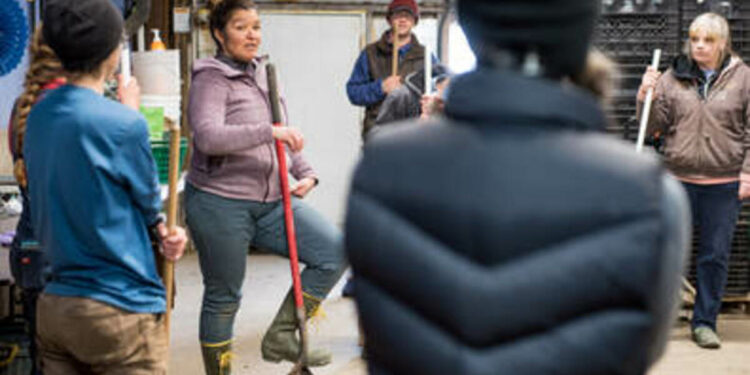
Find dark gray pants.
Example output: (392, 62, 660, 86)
(184, 184, 345, 344)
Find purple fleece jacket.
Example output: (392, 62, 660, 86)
(187, 57, 315, 201)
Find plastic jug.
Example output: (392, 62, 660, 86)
(150, 29, 166, 50)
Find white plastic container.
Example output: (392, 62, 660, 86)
(132, 50, 181, 96)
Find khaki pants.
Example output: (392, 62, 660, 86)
(36, 294, 167, 375)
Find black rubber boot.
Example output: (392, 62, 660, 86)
(201, 341, 233, 375)
(261, 291, 331, 367)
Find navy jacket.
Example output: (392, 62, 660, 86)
(345, 69, 690, 375)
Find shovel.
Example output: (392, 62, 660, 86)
(266, 63, 313, 375)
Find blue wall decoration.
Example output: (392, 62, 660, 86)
(0, 0, 29, 76)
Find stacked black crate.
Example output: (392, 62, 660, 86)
(594, 0, 682, 141)
(681, 0, 750, 298)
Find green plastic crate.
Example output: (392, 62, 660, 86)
(150, 138, 188, 184)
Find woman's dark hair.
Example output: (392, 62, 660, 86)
(209, 0, 257, 50)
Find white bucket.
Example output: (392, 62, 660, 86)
(132, 50, 181, 96)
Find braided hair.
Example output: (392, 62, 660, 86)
(12, 26, 63, 188)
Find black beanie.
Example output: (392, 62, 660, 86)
(43, 0, 124, 72)
(457, 0, 599, 78)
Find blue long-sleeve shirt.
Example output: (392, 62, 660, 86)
(346, 43, 440, 107)
(346, 49, 387, 107)
(25, 85, 166, 314)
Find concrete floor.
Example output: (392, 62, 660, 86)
(649, 317, 750, 375)
(170, 252, 750, 375)
(169, 252, 366, 375)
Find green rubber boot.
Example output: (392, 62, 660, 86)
(692, 326, 721, 349)
(201, 341, 233, 375)
(261, 291, 332, 367)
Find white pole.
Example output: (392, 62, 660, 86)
(636, 49, 662, 153)
(121, 40, 132, 85)
(634, 49, 697, 300)
(424, 45, 432, 94)
(138, 26, 146, 52)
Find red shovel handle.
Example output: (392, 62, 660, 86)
(266, 64, 305, 311)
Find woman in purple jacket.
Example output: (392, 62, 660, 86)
(185, 1, 345, 373)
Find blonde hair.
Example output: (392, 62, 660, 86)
(571, 49, 618, 105)
(12, 26, 63, 188)
(685, 13, 733, 66)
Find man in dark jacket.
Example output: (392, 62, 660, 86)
(345, 0, 431, 140)
(345, 0, 691, 374)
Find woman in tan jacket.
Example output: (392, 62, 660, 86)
(638, 12, 750, 350)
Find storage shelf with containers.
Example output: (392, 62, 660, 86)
(131, 48, 187, 184)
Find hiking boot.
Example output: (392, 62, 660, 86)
(692, 326, 721, 349)
(201, 341, 233, 375)
(261, 291, 332, 367)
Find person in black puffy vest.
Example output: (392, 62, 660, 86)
(344, 1, 692, 374)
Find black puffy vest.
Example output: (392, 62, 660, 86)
(345, 70, 688, 375)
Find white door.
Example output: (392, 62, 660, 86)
(259, 11, 366, 225)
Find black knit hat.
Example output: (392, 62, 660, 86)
(43, 0, 124, 72)
(457, 0, 600, 78)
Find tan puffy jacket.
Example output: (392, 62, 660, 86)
(643, 55, 750, 179)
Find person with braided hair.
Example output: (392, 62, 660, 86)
(6, 26, 65, 375)
(20, 1, 187, 373)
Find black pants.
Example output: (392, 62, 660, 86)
(21, 287, 42, 375)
